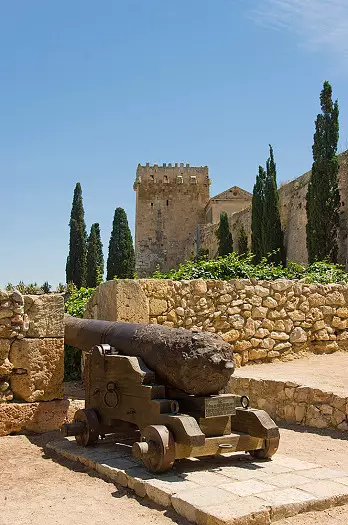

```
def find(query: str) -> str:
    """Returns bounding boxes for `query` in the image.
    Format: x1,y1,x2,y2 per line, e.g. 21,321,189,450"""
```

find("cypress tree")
215,211,233,256
251,166,266,262
306,81,340,263
263,145,284,264
237,225,248,256
86,223,104,287
66,183,87,288
107,208,135,280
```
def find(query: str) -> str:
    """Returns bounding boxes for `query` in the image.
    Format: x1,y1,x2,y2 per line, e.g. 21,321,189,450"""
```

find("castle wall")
206,197,251,224
186,151,348,266
134,163,210,276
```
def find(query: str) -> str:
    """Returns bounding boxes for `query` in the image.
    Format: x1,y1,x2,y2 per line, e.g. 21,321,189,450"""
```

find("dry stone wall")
0,290,64,404
228,376,348,432
85,279,348,367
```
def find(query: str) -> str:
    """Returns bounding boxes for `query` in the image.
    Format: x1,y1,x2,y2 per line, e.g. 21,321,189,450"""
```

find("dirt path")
235,352,348,396
1,424,348,525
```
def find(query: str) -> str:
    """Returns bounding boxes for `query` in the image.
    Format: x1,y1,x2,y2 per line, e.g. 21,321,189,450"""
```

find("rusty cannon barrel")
65,315,235,396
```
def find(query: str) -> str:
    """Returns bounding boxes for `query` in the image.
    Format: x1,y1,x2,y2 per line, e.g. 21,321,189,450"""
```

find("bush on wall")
152,252,348,284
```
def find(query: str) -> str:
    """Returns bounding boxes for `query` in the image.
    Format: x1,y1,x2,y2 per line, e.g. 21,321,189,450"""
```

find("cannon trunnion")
62,344,280,473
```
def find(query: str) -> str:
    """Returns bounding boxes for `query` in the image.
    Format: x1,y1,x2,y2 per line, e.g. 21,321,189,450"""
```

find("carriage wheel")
132,425,175,473
74,408,100,447
248,430,280,459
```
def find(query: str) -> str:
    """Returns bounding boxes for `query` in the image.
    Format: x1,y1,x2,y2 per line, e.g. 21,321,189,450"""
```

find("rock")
0,381,9,392
332,316,348,330
234,340,252,352
221,329,239,343
312,320,325,331
273,342,292,352
249,348,267,360
288,310,306,321
85,280,149,323
271,280,292,292
336,307,348,318
11,290,24,304
270,331,289,341
24,295,65,337
0,308,13,320
251,306,268,319
260,337,275,350
244,318,256,338
10,338,64,402
0,339,10,361
268,350,280,358
326,291,345,306
289,327,307,343
230,315,245,330
0,398,84,436
263,297,278,308
219,294,232,303
254,328,269,338
191,281,207,295
308,293,326,307
0,358,13,375
254,285,269,297
149,298,167,316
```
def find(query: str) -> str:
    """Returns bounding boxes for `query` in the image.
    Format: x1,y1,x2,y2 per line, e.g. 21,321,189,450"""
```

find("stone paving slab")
46,437,348,525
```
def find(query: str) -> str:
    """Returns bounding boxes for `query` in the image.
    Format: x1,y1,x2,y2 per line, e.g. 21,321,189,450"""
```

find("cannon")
62,316,280,473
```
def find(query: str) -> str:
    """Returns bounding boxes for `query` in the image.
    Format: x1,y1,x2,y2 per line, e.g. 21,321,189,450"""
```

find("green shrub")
151,252,348,284
64,286,96,381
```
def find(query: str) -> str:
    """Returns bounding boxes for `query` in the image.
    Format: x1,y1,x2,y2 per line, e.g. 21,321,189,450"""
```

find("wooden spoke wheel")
248,430,280,459
74,408,100,447
138,425,175,473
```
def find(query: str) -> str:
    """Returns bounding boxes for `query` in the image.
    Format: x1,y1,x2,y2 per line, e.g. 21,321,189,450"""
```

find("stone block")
85,280,149,323
10,338,64,401
0,339,10,361
24,294,64,337
221,329,239,343
0,398,83,436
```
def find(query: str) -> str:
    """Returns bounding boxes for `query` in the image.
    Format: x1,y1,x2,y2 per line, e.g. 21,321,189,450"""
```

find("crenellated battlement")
134,163,209,187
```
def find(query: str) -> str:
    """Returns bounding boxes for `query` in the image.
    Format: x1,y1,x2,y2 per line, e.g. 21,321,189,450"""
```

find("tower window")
150,175,154,182
151,202,154,208
190,175,197,184
166,200,169,206
164,176,168,183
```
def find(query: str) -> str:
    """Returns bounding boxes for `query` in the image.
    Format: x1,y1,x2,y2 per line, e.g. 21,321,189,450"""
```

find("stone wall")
0,291,64,404
134,163,210,276
183,150,348,267
229,376,348,432
85,279,348,367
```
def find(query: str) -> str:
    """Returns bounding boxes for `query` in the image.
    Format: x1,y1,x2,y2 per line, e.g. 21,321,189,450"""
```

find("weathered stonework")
0,291,64,404
86,279,348,368
228,376,348,432
137,151,348,272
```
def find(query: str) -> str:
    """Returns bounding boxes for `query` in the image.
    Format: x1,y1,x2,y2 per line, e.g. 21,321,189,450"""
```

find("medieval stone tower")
134,163,210,276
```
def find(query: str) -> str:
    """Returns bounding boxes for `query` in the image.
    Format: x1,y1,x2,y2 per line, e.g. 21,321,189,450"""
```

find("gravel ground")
1,423,348,525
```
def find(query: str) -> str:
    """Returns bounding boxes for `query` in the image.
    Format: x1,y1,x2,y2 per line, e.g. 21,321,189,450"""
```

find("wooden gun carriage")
62,335,280,473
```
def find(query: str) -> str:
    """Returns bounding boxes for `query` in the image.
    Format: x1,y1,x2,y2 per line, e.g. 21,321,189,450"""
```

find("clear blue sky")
1,0,348,287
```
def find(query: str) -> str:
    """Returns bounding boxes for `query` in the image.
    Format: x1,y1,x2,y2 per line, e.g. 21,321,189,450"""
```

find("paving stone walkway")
47,437,348,525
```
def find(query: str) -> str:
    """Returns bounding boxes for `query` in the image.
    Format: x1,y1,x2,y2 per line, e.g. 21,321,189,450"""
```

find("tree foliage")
237,225,248,256
263,145,285,264
306,81,340,263
215,211,233,256
66,183,87,288
86,223,104,287
107,208,135,280
251,166,266,262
